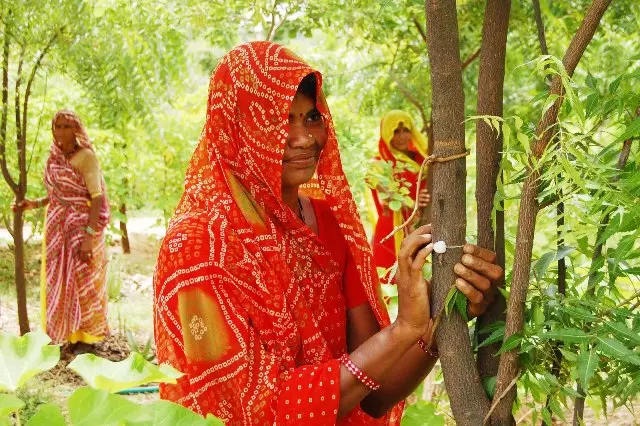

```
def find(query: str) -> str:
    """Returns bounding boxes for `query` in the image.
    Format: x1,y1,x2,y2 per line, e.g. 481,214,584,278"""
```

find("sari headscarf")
371,111,427,269
378,110,427,166
154,41,400,425
43,110,110,344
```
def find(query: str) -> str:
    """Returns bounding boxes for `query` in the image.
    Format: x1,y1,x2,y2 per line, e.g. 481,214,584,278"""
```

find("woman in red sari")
371,111,431,272
153,42,502,425
13,110,110,345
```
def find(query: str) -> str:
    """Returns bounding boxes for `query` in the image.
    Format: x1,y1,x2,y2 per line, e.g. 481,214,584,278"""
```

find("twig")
380,150,470,244
462,47,481,70
483,374,520,425
412,16,428,45
615,289,640,309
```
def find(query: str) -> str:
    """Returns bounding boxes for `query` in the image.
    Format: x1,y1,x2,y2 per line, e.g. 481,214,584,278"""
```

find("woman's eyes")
305,111,323,123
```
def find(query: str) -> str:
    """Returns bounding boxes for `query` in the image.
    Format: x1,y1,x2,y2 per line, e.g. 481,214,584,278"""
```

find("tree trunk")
13,209,30,334
474,0,511,382
424,1,490,424
120,203,131,254
491,1,612,424
573,136,634,426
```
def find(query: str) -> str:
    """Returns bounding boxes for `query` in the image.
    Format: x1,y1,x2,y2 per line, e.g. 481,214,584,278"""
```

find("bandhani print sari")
42,111,110,344
153,42,403,425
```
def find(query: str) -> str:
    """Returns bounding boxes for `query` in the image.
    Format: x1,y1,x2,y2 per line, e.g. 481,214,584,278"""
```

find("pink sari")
42,117,110,344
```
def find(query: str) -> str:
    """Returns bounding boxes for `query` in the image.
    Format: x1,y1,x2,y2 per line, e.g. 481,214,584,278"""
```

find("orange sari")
153,42,402,425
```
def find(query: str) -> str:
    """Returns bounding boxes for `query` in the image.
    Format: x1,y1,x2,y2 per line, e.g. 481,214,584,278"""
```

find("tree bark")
475,0,511,382
13,210,29,334
424,1,490,424
120,203,131,254
0,18,17,193
491,1,612,424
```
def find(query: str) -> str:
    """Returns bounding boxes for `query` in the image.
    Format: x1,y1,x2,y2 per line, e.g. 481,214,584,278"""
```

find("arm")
11,196,49,212
352,238,503,417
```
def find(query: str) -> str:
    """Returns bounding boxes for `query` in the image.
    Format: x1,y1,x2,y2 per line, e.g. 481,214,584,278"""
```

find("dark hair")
297,73,317,101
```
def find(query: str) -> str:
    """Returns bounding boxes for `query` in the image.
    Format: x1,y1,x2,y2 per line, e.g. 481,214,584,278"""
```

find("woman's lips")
284,155,317,168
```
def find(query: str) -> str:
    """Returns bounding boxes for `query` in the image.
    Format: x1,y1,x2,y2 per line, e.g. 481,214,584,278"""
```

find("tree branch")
20,28,61,192
412,15,428,45
475,0,511,386
394,79,430,134
0,18,17,194
462,47,481,70
491,1,613,424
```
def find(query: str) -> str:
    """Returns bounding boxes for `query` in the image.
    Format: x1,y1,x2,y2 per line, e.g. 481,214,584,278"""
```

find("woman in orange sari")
153,42,503,425
13,110,110,345
370,111,431,272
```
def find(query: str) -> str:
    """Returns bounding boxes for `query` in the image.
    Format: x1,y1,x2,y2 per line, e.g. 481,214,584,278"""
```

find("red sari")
153,42,402,425
371,111,427,272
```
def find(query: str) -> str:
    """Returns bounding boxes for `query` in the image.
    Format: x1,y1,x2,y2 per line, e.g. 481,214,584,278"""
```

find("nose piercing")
308,133,313,138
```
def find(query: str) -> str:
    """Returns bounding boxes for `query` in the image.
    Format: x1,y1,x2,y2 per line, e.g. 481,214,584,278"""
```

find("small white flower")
433,241,447,254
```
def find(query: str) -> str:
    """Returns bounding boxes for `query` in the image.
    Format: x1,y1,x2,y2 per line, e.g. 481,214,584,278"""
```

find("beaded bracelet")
418,338,439,358
338,353,381,391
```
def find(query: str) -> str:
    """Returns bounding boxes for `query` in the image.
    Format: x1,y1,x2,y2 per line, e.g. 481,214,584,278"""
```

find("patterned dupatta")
43,113,110,344
154,42,401,425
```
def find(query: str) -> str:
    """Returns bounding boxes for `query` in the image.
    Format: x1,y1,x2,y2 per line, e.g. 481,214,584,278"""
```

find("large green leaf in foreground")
69,387,224,426
0,330,60,392
68,352,183,393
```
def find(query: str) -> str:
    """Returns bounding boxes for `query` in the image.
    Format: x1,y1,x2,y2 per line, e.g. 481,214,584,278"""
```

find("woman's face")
390,122,412,153
53,116,77,153
281,93,327,189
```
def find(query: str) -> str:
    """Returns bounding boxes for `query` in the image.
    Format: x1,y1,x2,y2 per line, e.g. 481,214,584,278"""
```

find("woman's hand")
79,234,93,263
394,224,433,338
417,189,431,208
10,199,38,212
453,243,504,318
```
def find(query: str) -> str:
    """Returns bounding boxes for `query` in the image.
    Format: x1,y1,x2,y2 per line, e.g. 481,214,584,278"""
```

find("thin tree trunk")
424,1,491,424
120,203,131,254
475,0,511,383
491,1,613,424
13,210,29,334
573,136,634,426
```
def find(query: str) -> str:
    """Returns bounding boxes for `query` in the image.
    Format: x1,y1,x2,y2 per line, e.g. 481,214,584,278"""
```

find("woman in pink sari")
13,110,110,344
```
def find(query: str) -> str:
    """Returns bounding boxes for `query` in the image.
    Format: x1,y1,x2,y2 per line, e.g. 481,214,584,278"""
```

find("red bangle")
339,353,380,391
418,338,439,358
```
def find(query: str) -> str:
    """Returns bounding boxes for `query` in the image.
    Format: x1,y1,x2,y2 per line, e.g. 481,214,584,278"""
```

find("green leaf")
613,116,640,143
496,333,522,355
538,328,590,344
532,303,545,327
596,337,640,366
454,291,469,322
541,407,552,426
549,397,566,422
145,400,224,426
0,330,60,392
478,327,505,349
68,352,183,393
0,394,24,418
603,321,640,345
559,306,597,322
388,200,402,211
400,400,444,426
444,287,457,317
482,376,497,399
26,403,66,426
68,387,149,426
534,251,556,280
577,348,599,392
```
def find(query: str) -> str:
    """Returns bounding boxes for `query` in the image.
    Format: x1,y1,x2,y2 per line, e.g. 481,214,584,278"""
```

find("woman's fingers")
411,243,433,276
460,253,503,282
455,278,484,305
463,243,497,264
398,233,432,276
453,263,491,292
